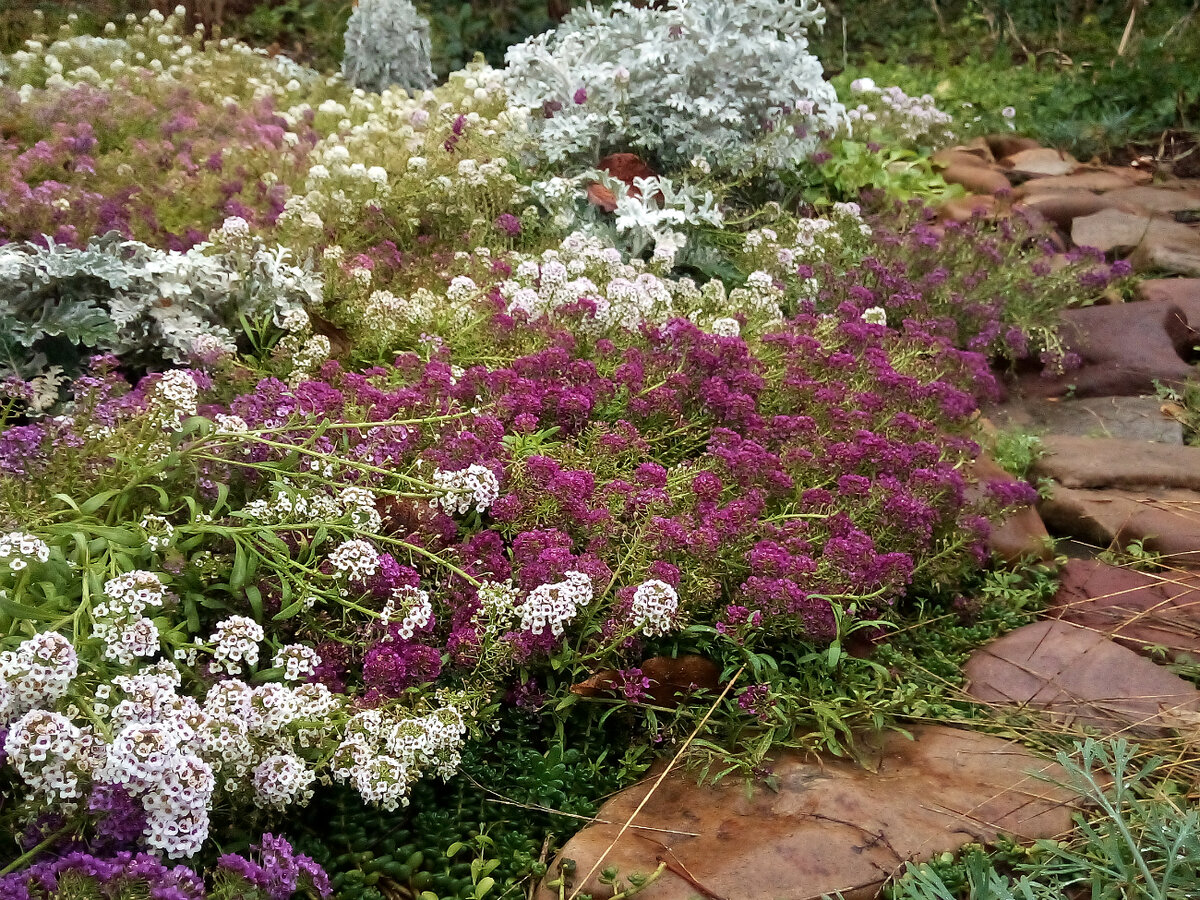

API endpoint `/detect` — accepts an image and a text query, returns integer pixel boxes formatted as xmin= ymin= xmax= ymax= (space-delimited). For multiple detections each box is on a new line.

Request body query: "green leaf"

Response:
xmin=231 ymin=541 xmax=249 ymax=591
xmin=79 ymin=489 xmax=121 ymax=516
xmin=0 ymin=595 xmax=57 ymax=622
xmin=273 ymin=598 xmax=306 ymax=621
xmin=245 ymin=584 xmax=264 ymax=620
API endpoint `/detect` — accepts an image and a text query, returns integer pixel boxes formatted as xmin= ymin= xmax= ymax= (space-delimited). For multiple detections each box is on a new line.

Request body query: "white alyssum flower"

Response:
xmin=213 ymin=414 xmax=249 ymax=434
xmin=519 ymin=571 xmax=594 ymax=638
xmin=433 ymin=464 xmax=500 ymax=516
xmin=252 ymin=752 xmax=316 ymax=810
xmin=3 ymin=709 xmax=85 ymax=801
xmin=391 ymin=585 xmax=433 ymax=640
xmin=273 ymin=644 xmax=322 ymax=681
xmin=862 ymin=306 xmax=888 ymax=326
xmin=710 ymin=317 xmax=741 ymax=338
xmin=209 ymin=615 xmax=265 ymax=675
xmin=629 ymin=579 xmax=680 ymax=637
xmin=328 ymin=538 xmax=380 ymax=581
xmin=0 ymin=631 xmax=78 ymax=724
xmin=139 ymin=514 xmax=175 ymax=551
xmin=0 ymin=532 xmax=50 ymax=571
xmin=150 ymin=370 xmax=198 ymax=428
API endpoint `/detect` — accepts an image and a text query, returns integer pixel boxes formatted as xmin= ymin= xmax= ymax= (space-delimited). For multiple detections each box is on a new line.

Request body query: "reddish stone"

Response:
xmin=1014 ymin=191 xmax=1128 ymax=230
xmin=1137 ymin=278 xmax=1200 ymax=304
xmin=966 ymin=454 xmax=1053 ymax=565
xmin=1032 ymin=435 xmax=1200 ymax=491
xmin=1038 ymin=485 xmax=1200 ymax=563
xmin=999 ymin=147 xmax=1079 ymax=179
xmin=964 ymin=619 xmax=1200 ymax=736
xmin=1104 ymin=186 xmax=1200 ymax=215
xmin=1048 ymin=558 xmax=1200 ymax=662
xmin=939 ymin=162 xmax=1013 ymax=195
xmin=1013 ymin=299 xmax=1200 ymax=398
xmin=570 ymin=655 xmax=720 ymax=707
xmin=1015 ymin=170 xmax=1140 ymax=196
xmin=932 ymin=147 xmax=993 ymax=168
xmin=937 ymin=194 xmax=999 ymax=223
xmin=985 ymin=134 xmax=1042 ymax=159
xmin=538 ymin=726 xmax=1078 ymax=900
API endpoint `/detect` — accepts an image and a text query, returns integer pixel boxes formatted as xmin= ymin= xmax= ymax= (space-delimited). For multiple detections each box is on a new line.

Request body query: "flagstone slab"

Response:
xmin=1038 ymin=485 xmax=1200 ymax=565
xmin=1012 ymin=299 xmax=1199 ymax=397
xmin=1048 ymin=558 xmax=1200 ymax=662
xmin=537 ymin=725 xmax=1079 ymax=900
xmin=985 ymin=395 xmax=1183 ymax=444
xmin=1031 ymin=435 xmax=1200 ymax=491
xmin=964 ymin=619 xmax=1200 ymax=737
xmin=1105 ymin=186 xmax=1200 ymax=215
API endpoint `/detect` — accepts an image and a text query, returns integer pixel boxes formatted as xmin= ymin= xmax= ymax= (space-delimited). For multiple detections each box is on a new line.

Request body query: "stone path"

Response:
xmin=539 ymin=137 xmax=1200 ymax=899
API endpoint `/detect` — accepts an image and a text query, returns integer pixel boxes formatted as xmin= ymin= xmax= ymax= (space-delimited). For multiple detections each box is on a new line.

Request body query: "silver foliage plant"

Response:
xmin=0 ymin=223 xmax=321 ymax=395
xmin=341 ymin=0 xmax=435 ymax=95
xmin=503 ymin=0 xmax=844 ymax=175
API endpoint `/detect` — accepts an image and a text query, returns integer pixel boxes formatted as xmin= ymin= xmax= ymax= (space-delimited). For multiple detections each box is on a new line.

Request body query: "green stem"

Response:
xmin=609 ymin=862 xmax=668 ymax=899
xmin=0 ymin=824 xmax=74 ymax=876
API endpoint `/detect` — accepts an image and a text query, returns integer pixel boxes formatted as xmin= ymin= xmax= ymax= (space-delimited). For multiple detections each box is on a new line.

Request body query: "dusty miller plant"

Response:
xmin=503 ymin=0 xmax=843 ymax=175
xmin=0 ymin=227 xmax=321 ymax=398
xmin=341 ymin=0 xmax=436 ymax=95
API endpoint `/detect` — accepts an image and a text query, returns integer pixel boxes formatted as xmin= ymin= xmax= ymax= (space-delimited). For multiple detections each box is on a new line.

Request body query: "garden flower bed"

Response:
xmin=2 ymin=2 xmax=1193 ymax=899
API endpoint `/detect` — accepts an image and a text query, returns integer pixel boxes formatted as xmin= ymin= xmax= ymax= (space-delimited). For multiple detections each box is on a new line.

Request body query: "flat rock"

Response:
xmin=1012 ymin=299 xmax=1200 ymax=397
xmin=1131 ymin=236 xmax=1200 ymax=277
xmin=937 ymin=194 xmax=999 ymax=223
xmin=1048 ymin=558 xmax=1200 ymax=662
xmin=1014 ymin=191 xmax=1131 ymax=230
xmin=1105 ymin=186 xmax=1200 ymax=215
xmin=964 ymin=619 xmax=1200 ymax=736
xmin=1071 ymin=208 xmax=1200 ymax=255
xmin=940 ymin=162 xmax=1013 ymax=195
xmin=986 ymin=395 xmax=1183 ymax=444
xmin=967 ymin=454 xmax=1054 ymax=564
xmin=1000 ymin=147 xmax=1079 ymax=179
xmin=1016 ymin=170 xmax=1140 ymax=196
xmin=932 ymin=147 xmax=993 ymax=168
xmin=985 ymin=134 xmax=1042 ymax=159
xmin=1138 ymin=278 xmax=1200 ymax=304
xmin=1038 ymin=484 xmax=1200 ymax=563
xmin=1032 ymin=435 xmax=1200 ymax=491
xmin=538 ymin=725 xmax=1079 ymax=900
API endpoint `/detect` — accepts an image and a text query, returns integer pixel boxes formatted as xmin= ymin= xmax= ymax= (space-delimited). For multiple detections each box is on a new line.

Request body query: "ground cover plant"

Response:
xmin=0 ymin=3 xmax=1177 ymax=898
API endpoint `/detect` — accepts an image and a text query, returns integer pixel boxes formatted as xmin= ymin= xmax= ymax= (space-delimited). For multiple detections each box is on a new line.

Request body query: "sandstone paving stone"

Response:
xmin=1038 ymin=485 xmax=1200 ymax=564
xmin=537 ymin=725 xmax=1080 ymax=900
xmin=940 ymin=162 xmax=1013 ymax=195
xmin=936 ymin=194 xmax=999 ymax=223
xmin=1014 ymin=191 xmax=1131 ymax=230
xmin=1031 ymin=435 xmax=1200 ymax=491
xmin=999 ymin=147 xmax=1079 ymax=179
xmin=1047 ymin=558 xmax=1200 ymax=662
xmin=1071 ymin=208 xmax=1200 ymax=256
xmin=985 ymin=134 xmax=1041 ymax=159
xmin=1137 ymin=278 xmax=1200 ymax=305
xmin=1104 ymin=186 xmax=1200 ymax=215
xmin=1015 ymin=170 xmax=1140 ymax=196
xmin=963 ymin=619 xmax=1200 ymax=737
xmin=967 ymin=454 xmax=1054 ymax=564
xmin=1012 ymin=299 xmax=1199 ymax=398
xmin=984 ymin=395 xmax=1183 ymax=444
xmin=1131 ymin=235 xmax=1200 ymax=277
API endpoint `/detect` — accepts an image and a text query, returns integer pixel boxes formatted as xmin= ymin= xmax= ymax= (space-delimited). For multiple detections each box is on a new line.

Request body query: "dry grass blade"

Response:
xmin=564 ymin=664 xmax=746 ymax=900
